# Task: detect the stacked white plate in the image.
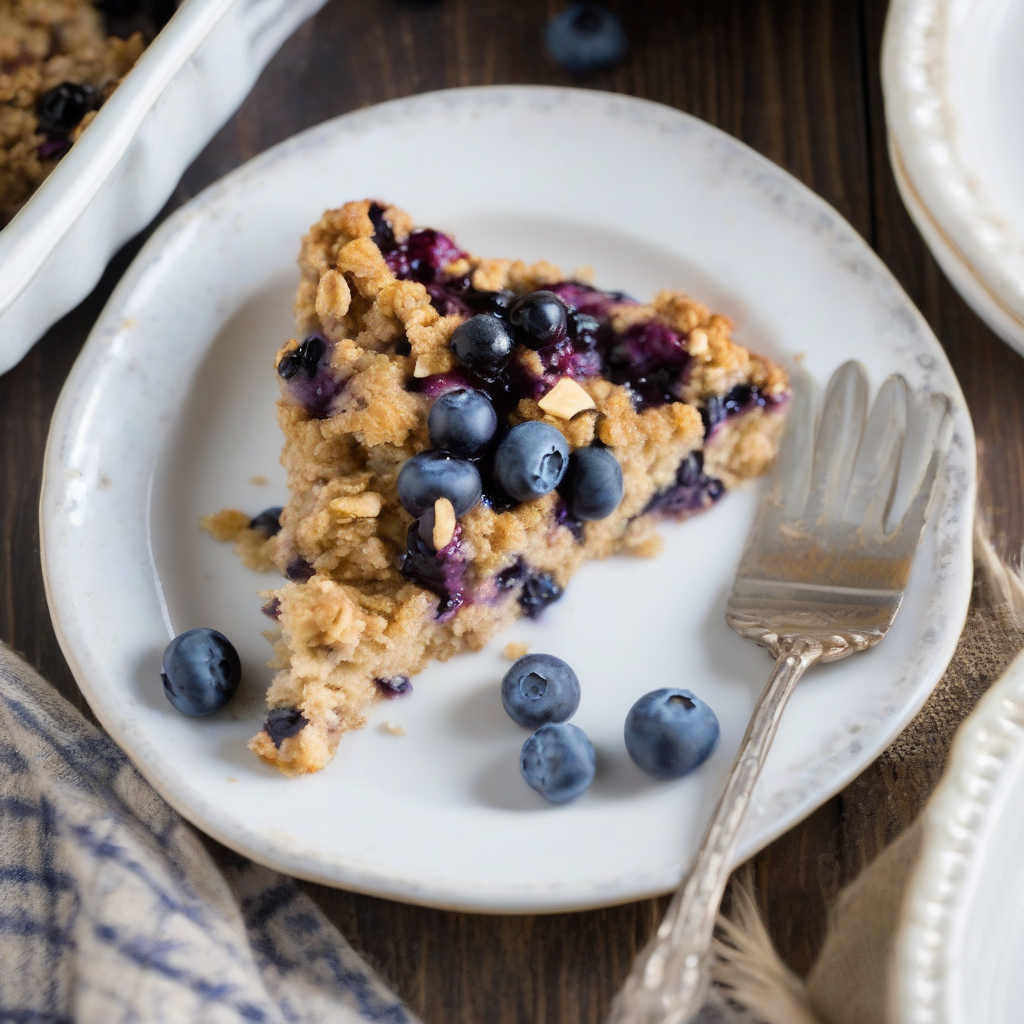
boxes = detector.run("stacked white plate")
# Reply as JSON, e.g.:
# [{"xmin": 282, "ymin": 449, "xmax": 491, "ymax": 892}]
[
  {"xmin": 885, "ymin": 3, "xmax": 1024, "ymax": 1021},
  {"xmin": 883, "ymin": 0, "xmax": 1024, "ymax": 354}
]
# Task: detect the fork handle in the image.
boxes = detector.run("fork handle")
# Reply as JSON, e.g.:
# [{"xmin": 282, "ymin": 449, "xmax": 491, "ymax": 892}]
[{"xmin": 606, "ymin": 637, "xmax": 823, "ymax": 1024}]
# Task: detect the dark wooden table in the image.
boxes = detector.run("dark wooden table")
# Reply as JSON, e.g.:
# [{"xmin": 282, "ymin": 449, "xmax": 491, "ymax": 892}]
[{"xmin": 3, "ymin": 1, "xmax": 1021, "ymax": 1020}]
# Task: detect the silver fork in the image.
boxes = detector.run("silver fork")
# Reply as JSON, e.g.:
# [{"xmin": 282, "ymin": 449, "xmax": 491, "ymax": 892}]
[{"xmin": 607, "ymin": 361, "xmax": 952, "ymax": 1024}]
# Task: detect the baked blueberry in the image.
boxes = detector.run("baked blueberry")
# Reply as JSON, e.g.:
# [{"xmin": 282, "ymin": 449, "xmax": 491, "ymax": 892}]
[
  {"xmin": 494, "ymin": 421, "xmax": 570, "ymax": 501},
  {"xmin": 249, "ymin": 507, "xmax": 283, "ymax": 537},
  {"xmin": 285, "ymin": 557, "xmax": 315, "ymax": 583},
  {"xmin": 520, "ymin": 723, "xmax": 596, "ymax": 803},
  {"xmin": 161, "ymin": 628, "xmax": 241, "ymax": 717},
  {"xmin": 501, "ymin": 653, "xmax": 580, "ymax": 729},
  {"xmin": 36, "ymin": 82, "xmax": 96, "ymax": 133},
  {"xmin": 544, "ymin": 4, "xmax": 628, "ymax": 77},
  {"xmin": 264, "ymin": 706, "xmax": 307, "ymax": 747},
  {"xmin": 563, "ymin": 447, "xmax": 623, "ymax": 520},
  {"xmin": 624, "ymin": 688, "xmax": 720, "ymax": 781},
  {"xmin": 397, "ymin": 451, "xmax": 482, "ymax": 517},
  {"xmin": 449, "ymin": 314, "xmax": 515, "ymax": 378},
  {"xmin": 277, "ymin": 336, "xmax": 326, "ymax": 380},
  {"xmin": 428, "ymin": 388, "xmax": 498, "ymax": 456},
  {"xmin": 509, "ymin": 291, "xmax": 569, "ymax": 350},
  {"xmin": 376, "ymin": 676, "xmax": 413, "ymax": 698},
  {"xmin": 518, "ymin": 570, "xmax": 563, "ymax": 618}
]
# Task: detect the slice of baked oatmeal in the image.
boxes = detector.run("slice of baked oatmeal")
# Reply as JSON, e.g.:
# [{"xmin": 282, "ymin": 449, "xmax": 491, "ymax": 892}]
[{"xmin": 204, "ymin": 199, "xmax": 789, "ymax": 776}]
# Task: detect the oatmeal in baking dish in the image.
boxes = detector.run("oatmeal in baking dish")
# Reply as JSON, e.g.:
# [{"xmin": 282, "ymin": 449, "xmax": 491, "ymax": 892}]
[
  {"xmin": 0, "ymin": 0, "xmax": 171, "ymax": 226},
  {"xmin": 203, "ymin": 200, "xmax": 790, "ymax": 776}
]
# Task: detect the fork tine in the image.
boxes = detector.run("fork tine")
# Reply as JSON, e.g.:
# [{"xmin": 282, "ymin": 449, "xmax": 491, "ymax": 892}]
[
  {"xmin": 769, "ymin": 368, "xmax": 820, "ymax": 519},
  {"xmin": 886, "ymin": 391, "xmax": 952, "ymax": 535},
  {"xmin": 841, "ymin": 374, "xmax": 909, "ymax": 532},
  {"xmin": 802, "ymin": 361, "xmax": 869, "ymax": 525}
]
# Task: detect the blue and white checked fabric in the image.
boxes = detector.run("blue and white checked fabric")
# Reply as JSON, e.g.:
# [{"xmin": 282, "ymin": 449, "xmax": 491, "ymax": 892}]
[{"xmin": 0, "ymin": 642, "xmax": 415, "ymax": 1024}]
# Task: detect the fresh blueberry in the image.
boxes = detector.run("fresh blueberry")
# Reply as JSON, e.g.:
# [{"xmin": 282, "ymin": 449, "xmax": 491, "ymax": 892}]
[
  {"xmin": 161, "ymin": 628, "xmax": 241, "ymax": 717},
  {"xmin": 428, "ymin": 388, "xmax": 498, "ymax": 456},
  {"xmin": 449, "ymin": 314, "xmax": 515, "ymax": 378},
  {"xmin": 501, "ymin": 653, "xmax": 581, "ymax": 728},
  {"xmin": 624, "ymin": 688, "xmax": 720, "ymax": 781},
  {"xmin": 545, "ymin": 4, "xmax": 628, "ymax": 77},
  {"xmin": 494, "ymin": 421, "xmax": 570, "ymax": 501},
  {"xmin": 249, "ymin": 507, "xmax": 283, "ymax": 537},
  {"xmin": 563, "ymin": 446, "xmax": 623, "ymax": 520},
  {"xmin": 36, "ymin": 82, "xmax": 97, "ymax": 133},
  {"xmin": 509, "ymin": 291, "xmax": 569, "ymax": 350},
  {"xmin": 520, "ymin": 723, "xmax": 596, "ymax": 803},
  {"xmin": 397, "ymin": 451, "xmax": 482, "ymax": 517},
  {"xmin": 264, "ymin": 706, "xmax": 307, "ymax": 747}
]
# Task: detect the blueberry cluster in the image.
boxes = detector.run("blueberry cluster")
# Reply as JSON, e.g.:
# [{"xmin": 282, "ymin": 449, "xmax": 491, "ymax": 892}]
[
  {"xmin": 501, "ymin": 653, "xmax": 595, "ymax": 803},
  {"xmin": 500, "ymin": 652, "xmax": 721, "ymax": 804},
  {"xmin": 393, "ymin": 289, "xmax": 626, "ymax": 616}
]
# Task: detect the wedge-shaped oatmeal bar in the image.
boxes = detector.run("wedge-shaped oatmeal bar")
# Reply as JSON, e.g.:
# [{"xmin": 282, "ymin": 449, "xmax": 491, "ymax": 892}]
[{"xmin": 206, "ymin": 200, "xmax": 789, "ymax": 775}]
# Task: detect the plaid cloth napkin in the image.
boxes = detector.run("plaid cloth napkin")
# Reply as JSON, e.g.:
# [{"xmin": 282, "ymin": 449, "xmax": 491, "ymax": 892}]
[{"xmin": 0, "ymin": 640, "xmax": 415, "ymax": 1024}]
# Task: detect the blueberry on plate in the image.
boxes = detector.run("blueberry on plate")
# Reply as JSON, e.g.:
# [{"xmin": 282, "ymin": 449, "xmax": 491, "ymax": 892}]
[
  {"xmin": 428, "ymin": 388, "xmax": 498, "ymax": 456},
  {"xmin": 508, "ymin": 291, "xmax": 568, "ymax": 350},
  {"xmin": 563, "ymin": 446, "xmax": 623, "ymax": 520},
  {"xmin": 161, "ymin": 628, "xmax": 241, "ymax": 717},
  {"xmin": 449, "ymin": 314, "xmax": 515, "ymax": 378},
  {"xmin": 624, "ymin": 688, "xmax": 719, "ymax": 781},
  {"xmin": 501, "ymin": 653, "xmax": 580, "ymax": 728},
  {"xmin": 521, "ymin": 722, "xmax": 596, "ymax": 803},
  {"xmin": 397, "ymin": 451, "xmax": 482, "ymax": 517},
  {"xmin": 544, "ymin": 4, "xmax": 628, "ymax": 78},
  {"xmin": 494, "ymin": 421, "xmax": 570, "ymax": 501}
]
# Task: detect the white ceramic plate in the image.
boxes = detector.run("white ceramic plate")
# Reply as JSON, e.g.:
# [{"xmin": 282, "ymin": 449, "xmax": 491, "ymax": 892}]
[
  {"xmin": 889, "ymin": 140, "xmax": 1024, "ymax": 351},
  {"xmin": 893, "ymin": 648, "xmax": 1024, "ymax": 1024},
  {"xmin": 0, "ymin": 0, "xmax": 327, "ymax": 376},
  {"xmin": 41, "ymin": 87, "xmax": 975, "ymax": 913},
  {"xmin": 883, "ymin": 0, "xmax": 1024, "ymax": 357}
]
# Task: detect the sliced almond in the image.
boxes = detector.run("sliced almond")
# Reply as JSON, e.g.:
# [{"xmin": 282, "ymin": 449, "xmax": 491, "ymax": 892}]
[
  {"xmin": 315, "ymin": 268, "xmax": 352, "ymax": 320},
  {"xmin": 538, "ymin": 377, "xmax": 597, "ymax": 420},
  {"xmin": 329, "ymin": 493, "xmax": 383, "ymax": 518},
  {"xmin": 432, "ymin": 497, "xmax": 457, "ymax": 550}
]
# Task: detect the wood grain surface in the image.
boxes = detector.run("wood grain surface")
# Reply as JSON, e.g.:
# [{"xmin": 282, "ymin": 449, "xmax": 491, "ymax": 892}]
[{"xmin": 2, "ymin": 1, "xmax": 1021, "ymax": 1020}]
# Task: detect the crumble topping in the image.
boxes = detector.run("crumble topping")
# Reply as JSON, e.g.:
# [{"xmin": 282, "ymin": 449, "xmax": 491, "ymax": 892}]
[{"xmin": 205, "ymin": 199, "xmax": 789, "ymax": 776}]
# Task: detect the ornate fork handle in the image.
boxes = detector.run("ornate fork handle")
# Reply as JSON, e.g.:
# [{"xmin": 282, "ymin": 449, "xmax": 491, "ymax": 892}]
[{"xmin": 607, "ymin": 636, "xmax": 824, "ymax": 1024}]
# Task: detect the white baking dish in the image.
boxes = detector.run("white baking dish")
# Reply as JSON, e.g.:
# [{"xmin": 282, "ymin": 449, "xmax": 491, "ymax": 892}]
[{"xmin": 0, "ymin": 0, "xmax": 327, "ymax": 375}]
